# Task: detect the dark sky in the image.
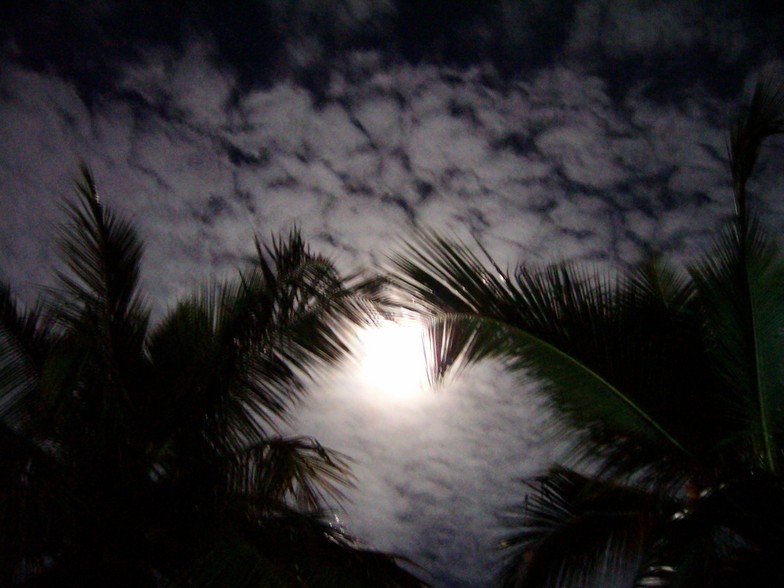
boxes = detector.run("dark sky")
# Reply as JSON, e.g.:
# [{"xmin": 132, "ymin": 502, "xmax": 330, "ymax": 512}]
[{"xmin": 2, "ymin": 2, "xmax": 784, "ymax": 586}]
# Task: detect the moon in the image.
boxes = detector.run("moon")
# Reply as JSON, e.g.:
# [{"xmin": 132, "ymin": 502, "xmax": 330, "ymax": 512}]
[{"xmin": 354, "ymin": 319, "xmax": 431, "ymax": 403}]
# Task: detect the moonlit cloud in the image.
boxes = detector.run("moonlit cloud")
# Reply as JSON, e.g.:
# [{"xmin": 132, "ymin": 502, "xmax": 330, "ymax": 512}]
[{"xmin": 294, "ymin": 360, "xmax": 562, "ymax": 588}]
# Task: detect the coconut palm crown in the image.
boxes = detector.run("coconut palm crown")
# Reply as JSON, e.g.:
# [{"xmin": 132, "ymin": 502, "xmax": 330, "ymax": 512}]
[
  {"xmin": 0, "ymin": 167, "xmax": 428, "ymax": 587},
  {"xmin": 391, "ymin": 79, "xmax": 784, "ymax": 587}
]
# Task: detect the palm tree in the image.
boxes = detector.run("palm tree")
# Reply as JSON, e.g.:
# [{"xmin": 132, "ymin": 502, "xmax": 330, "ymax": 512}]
[
  {"xmin": 0, "ymin": 167, "xmax": 428, "ymax": 587},
  {"xmin": 391, "ymin": 79, "xmax": 784, "ymax": 587}
]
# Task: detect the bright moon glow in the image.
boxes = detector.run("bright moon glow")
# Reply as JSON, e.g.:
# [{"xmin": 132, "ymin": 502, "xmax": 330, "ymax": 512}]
[{"xmin": 355, "ymin": 320, "xmax": 431, "ymax": 403}]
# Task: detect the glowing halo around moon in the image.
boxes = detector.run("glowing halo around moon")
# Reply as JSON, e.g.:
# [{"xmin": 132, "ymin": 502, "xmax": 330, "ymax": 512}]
[{"xmin": 353, "ymin": 319, "xmax": 432, "ymax": 403}]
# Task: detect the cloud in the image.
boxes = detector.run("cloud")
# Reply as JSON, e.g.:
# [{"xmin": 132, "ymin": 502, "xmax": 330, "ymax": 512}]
[
  {"xmin": 293, "ymin": 359, "xmax": 564, "ymax": 587},
  {"xmin": 0, "ymin": 65, "xmax": 94, "ymax": 300}
]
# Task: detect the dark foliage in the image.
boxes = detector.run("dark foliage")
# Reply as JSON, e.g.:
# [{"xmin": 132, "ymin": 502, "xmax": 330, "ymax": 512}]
[
  {"xmin": 0, "ymin": 166, "xmax": 427, "ymax": 587},
  {"xmin": 392, "ymin": 81, "xmax": 784, "ymax": 586}
]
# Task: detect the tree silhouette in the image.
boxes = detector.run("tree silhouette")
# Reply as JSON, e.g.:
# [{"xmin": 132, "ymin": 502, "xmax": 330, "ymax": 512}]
[
  {"xmin": 392, "ymin": 80, "xmax": 784, "ymax": 587},
  {"xmin": 0, "ymin": 167, "xmax": 428, "ymax": 587}
]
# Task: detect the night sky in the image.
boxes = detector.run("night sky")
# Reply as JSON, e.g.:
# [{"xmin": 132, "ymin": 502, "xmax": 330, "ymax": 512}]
[{"xmin": 2, "ymin": 2, "xmax": 784, "ymax": 586}]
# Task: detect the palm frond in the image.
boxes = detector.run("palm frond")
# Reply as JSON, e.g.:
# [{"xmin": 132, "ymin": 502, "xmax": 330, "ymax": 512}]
[
  {"xmin": 146, "ymin": 234, "xmax": 384, "ymax": 538},
  {"xmin": 53, "ymin": 165, "xmax": 149, "ymax": 333},
  {"xmin": 392, "ymin": 234, "xmax": 693, "ymax": 465},
  {"xmin": 249, "ymin": 231, "xmax": 389, "ymax": 368},
  {"xmin": 625, "ymin": 257, "xmax": 694, "ymax": 309},
  {"xmin": 729, "ymin": 78, "xmax": 784, "ymax": 224},
  {"xmin": 151, "ymin": 279, "xmax": 302, "ymax": 452},
  {"xmin": 146, "ymin": 292, "xmax": 221, "ymax": 443},
  {"xmin": 0, "ymin": 283, "xmax": 51, "ymax": 428},
  {"xmin": 692, "ymin": 79, "xmax": 784, "ymax": 474},
  {"xmin": 690, "ymin": 219, "xmax": 784, "ymax": 472},
  {"xmin": 231, "ymin": 436, "xmax": 352, "ymax": 512},
  {"xmin": 148, "ymin": 240, "xmax": 384, "ymax": 458},
  {"xmin": 499, "ymin": 466, "xmax": 667, "ymax": 588},
  {"xmin": 607, "ymin": 259, "xmax": 731, "ymax": 475},
  {"xmin": 42, "ymin": 166, "xmax": 150, "ymax": 448}
]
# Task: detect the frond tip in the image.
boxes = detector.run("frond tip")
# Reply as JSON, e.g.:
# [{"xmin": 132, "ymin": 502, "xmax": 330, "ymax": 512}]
[
  {"xmin": 234, "ymin": 436, "xmax": 353, "ymax": 511},
  {"xmin": 730, "ymin": 78, "xmax": 784, "ymax": 224}
]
